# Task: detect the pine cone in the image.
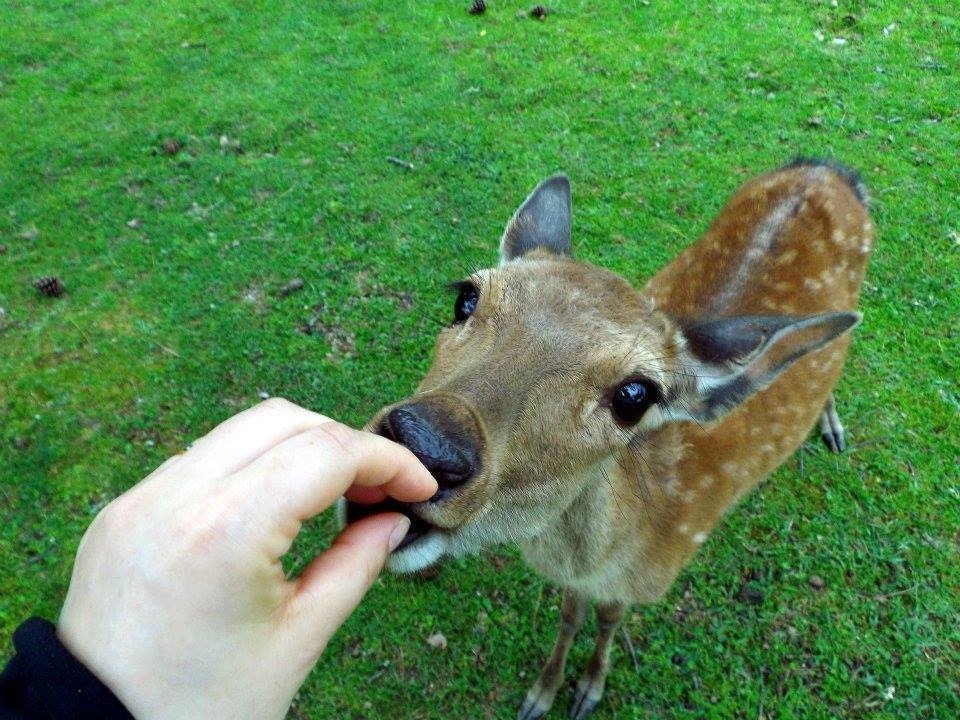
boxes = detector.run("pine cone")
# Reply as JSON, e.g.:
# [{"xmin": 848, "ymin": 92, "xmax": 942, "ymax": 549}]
[
  {"xmin": 531, "ymin": 4, "xmax": 547, "ymax": 19},
  {"xmin": 32, "ymin": 276, "xmax": 65, "ymax": 297},
  {"xmin": 468, "ymin": 0, "xmax": 486, "ymax": 14}
]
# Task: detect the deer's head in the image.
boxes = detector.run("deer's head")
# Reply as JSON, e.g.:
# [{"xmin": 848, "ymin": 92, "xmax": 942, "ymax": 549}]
[{"xmin": 342, "ymin": 175, "xmax": 858, "ymax": 572}]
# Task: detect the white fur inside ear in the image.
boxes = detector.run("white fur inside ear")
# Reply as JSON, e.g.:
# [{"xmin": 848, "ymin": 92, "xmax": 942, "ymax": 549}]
[{"xmin": 386, "ymin": 531, "xmax": 449, "ymax": 574}]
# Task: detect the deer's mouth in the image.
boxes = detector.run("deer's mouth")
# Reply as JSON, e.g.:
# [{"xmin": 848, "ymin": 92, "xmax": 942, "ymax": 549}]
[{"xmin": 341, "ymin": 498, "xmax": 435, "ymax": 552}]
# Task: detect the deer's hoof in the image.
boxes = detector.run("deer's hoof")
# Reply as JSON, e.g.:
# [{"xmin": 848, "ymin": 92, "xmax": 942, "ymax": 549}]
[
  {"xmin": 819, "ymin": 398, "xmax": 846, "ymax": 453},
  {"xmin": 518, "ymin": 684, "xmax": 555, "ymax": 720},
  {"xmin": 820, "ymin": 427, "xmax": 845, "ymax": 454},
  {"xmin": 569, "ymin": 678, "xmax": 604, "ymax": 720}
]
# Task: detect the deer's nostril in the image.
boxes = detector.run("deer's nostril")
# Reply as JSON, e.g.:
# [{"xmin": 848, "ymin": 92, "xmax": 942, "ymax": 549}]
[
  {"xmin": 380, "ymin": 405, "xmax": 478, "ymax": 492},
  {"xmin": 377, "ymin": 417, "xmax": 398, "ymax": 443}
]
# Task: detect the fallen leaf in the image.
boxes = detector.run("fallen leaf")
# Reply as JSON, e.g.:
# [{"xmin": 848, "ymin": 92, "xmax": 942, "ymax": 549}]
[
  {"xmin": 426, "ymin": 632, "xmax": 448, "ymax": 650},
  {"xmin": 277, "ymin": 278, "xmax": 305, "ymax": 297}
]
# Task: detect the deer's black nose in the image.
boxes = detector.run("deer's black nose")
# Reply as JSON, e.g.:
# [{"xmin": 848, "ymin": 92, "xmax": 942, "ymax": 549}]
[{"xmin": 378, "ymin": 402, "xmax": 480, "ymax": 495}]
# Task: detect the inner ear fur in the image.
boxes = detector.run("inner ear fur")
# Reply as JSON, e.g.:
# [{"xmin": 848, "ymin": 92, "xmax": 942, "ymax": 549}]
[{"xmin": 668, "ymin": 312, "xmax": 861, "ymax": 422}]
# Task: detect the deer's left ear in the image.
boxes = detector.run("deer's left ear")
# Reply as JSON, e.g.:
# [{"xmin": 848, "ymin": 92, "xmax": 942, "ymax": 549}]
[
  {"xmin": 499, "ymin": 174, "xmax": 572, "ymax": 263},
  {"xmin": 663, "ymin": 312, "xmax": 861, "ymax": 423}
]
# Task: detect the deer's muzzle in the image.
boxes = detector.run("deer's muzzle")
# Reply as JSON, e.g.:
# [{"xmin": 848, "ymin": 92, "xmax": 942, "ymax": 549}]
[
  {"xmin": 377, "ymin": 399, "xmax": 482, "ymax": 500},
  {"xmin": 341, "ymin": 396, "xmax": 484, "ymax": 562}
]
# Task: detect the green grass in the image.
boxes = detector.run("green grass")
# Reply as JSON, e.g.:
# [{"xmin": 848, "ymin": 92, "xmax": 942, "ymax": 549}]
[{"xmin": 1, "ymin": 1, "xmax": 958, "ymax": 717}]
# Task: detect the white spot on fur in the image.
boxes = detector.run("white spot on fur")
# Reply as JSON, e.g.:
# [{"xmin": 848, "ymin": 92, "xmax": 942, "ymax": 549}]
[
  {"xmin": 776, "ymin": 249, "xmax": 798, "ymax": 266},
  {"xmin": 663, "ymin": 476, "xmax": 682, "ymax": 497},
  {"xmin": 699, "ymin": 474, "xmax": 717, "ymax": 489},
  {"xmin": 777, "ymin": 248, "xmax": 797, "ymax": 265},
  {"xmin": 804, "ymin": 278, "xmax": 823, "ymax": 291},
  {"xmin": 677, "ymin": 523, "xmax": 690, "ymax": 535},
  {"xmin": 692, "ymin": 531, "xmax": 708, "ymax": 544}
]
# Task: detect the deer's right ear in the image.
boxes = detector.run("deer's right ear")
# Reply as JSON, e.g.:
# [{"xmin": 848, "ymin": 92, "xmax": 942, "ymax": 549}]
[
  {"xmin": 663, "ymin": 312, "xmax": 861, "ymax": 423},
  {"xmin": 499, "ymin": 174, "xmax": 572, "ymax": 264}
]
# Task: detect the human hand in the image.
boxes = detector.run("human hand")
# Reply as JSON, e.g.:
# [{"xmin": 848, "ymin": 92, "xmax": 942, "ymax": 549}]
[{"xmin": 57, "ymin": 398, "xmax": 437, "ymax": 720}]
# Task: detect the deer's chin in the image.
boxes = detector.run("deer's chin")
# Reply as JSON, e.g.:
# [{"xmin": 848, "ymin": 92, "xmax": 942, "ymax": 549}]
[
  {"xmin": 336, "ymin": 497, "xmax": 451, "ymax": 574},
  {"xmin": 386, "ymin": 529, "xmax": 449, "ymax": 573}
]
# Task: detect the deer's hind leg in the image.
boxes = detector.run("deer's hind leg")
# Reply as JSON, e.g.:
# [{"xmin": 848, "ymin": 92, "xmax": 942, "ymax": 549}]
[
  {"xmin": 518, "ymin": 589, "xmax": 587, "ymax": 720},
  {"xmin": 569, "ymin": 600, "xmax": 627, "ymax": 720},
  {"xmin": 819, "ymin": 392, "xmax": 846, "ymax": 453}
]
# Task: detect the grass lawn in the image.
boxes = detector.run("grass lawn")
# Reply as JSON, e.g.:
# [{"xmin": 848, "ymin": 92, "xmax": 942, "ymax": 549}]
[{"xmin": 1, "ymin": 1, "xmax": 958, "ymax": 717}]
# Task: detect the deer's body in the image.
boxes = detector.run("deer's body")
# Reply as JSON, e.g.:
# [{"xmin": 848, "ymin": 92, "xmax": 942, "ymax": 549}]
[
  {"xmin": 522, "ymin": 163, "xmax": 873, "ymax": 610},
  {"xmin": 342, "ymin": 160, "xmax": 872, "ymax": 718}
]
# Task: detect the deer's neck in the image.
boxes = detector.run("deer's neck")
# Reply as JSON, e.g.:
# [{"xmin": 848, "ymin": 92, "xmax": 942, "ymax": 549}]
[{"xmin": 519, "ymin": 439, "xmax": 680, "ymax": 600}]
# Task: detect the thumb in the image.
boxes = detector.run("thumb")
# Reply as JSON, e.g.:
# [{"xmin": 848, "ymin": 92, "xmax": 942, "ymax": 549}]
[{"xmin": 287, "ymin": 512, "xmax": 410, "ymax": 650}]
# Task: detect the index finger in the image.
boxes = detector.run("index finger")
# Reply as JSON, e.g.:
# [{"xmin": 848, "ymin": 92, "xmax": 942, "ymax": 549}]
[{"xmin": 231, "ymin": 420, "xmax": 437, "ymax": 523}]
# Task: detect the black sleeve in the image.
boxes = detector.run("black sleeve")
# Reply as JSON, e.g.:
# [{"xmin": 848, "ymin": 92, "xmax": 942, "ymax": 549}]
[{"xmin": 0, "ymin": 618, "xmax": 134, "ymax": 720}]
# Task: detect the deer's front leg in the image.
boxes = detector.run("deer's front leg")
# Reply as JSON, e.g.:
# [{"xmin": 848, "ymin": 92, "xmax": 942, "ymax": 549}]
[
  {"xmin": 518, "ymin": 588, "xmax": 587, "ymax": 720},
  {"xmin": 569, "ymin": 600, "xmax": 626, "ymax": 720}
]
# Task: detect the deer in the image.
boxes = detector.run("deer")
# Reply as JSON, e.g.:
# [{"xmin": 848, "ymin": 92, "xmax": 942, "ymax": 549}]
[{"xmin": 340, "ymin": 159, "xmax": 873, "ymax": 718}]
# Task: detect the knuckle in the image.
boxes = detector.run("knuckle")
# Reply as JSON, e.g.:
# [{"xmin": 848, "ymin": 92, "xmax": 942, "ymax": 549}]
[
  {"xmin": 172, "ymin": 488, "xmax": 245, "ymax": 547},
  {"xmin": 95, "ymin": 494, "xmax": 135, "ymax": 533},
  {"xmin": 259, "ymin": 396, "xmax": 297, "ymax": 414},
  {"xmin": 307, "ymin": 421, "xmax": 356, "ymax": 457},
  {"xmin": 178, "ymin": 505, "xmax": 233, "ymax": 551}
]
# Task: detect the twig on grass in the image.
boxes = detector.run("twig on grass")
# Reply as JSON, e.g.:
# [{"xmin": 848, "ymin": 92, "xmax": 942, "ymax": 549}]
[
  {"xmin": 757, "ymin": 666, "xmax": 765, "ymax": 719},
  {"xmin": 386, "ymin": 156, "xmax": 415, "ymax": 170},
  {"xmin": 155, "ymin": 342, "xmax": 182, "ymax": 358},
  {"xmin": 621, "ymin": 627, "xmax": 640, "ymax": 673},
  {"xmin": 530, "ymin": 585, "xmax": 543, "ymax": 632},
  {"xmin": 872, "ymin": 585, "xmax": 917, "ymax": 602},
  {"xmin": 845, "ymin": 435, "xmax": 892, "ymax": 452}
]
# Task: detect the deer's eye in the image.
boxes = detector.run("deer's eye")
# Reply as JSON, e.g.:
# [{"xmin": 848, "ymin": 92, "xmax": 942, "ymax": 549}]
[
  {"xmin": 454, "ymin": 284, "xmax": 479, "ymax": 323},
  {"xmin": 610, "ymin": 380, "xmax": 656, "ymax": 424}
]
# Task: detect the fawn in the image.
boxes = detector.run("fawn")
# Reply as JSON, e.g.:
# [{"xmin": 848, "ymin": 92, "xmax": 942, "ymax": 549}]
[{"xmin": 342, "ymin": 159, "xmax": 872, "ymax": 718}]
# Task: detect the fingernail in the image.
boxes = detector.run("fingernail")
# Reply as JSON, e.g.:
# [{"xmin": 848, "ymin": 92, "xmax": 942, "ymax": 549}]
[{"xmin": 387, "ymin": 516, "xmax": 411, "ymax": 553}]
